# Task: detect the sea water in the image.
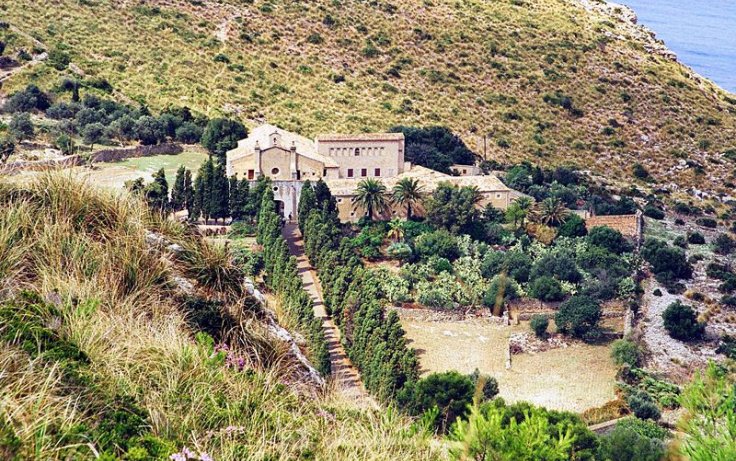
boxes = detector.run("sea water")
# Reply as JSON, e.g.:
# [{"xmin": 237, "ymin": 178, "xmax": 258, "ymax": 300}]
[{"xmin": 621, "ymin": 0, "xmax": 736, "ymax": 93}]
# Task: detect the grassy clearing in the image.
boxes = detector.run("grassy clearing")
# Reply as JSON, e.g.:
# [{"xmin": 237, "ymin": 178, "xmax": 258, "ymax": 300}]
[
  {"xmin": 401, "ymin": 318, "xmax": 617, "ymax": 413},
  {"xmin": 2, "ymin": 0, "xmax": 735, "ymax": 194},
  {"xmin": 0, "ymin": 173, "xmax": 440, "ymax": 460}
]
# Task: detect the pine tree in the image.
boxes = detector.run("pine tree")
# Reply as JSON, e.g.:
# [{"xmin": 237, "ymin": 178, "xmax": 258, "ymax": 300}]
[{"xmin": 170, "ymin": 166, "xmax": 187, "ymax": 211}]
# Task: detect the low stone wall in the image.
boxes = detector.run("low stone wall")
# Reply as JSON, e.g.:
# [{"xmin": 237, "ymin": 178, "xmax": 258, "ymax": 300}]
[
  {"xmin": 390, "ymin": 306, "xmax": 506, "ymax": 324},
  {"xmin": 585, "ymin": 211, "xmax": 643, "ymax": 240},
  {"xmin": 0, "ymin": 155, "xmax": 83, "ymax": 175},
  {"xmin": 91, "ymin": 143, "xmax": 183, "ymax": 163}
]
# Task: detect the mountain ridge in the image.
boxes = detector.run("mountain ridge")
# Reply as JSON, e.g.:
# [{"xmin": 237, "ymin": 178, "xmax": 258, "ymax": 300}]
[{"xmin": 1, "ymin": 0, "xmax": 735, "ymax": 197}]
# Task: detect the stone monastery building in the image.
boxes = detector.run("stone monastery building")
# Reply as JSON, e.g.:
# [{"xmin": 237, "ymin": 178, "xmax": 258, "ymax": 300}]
[{"xmin": 226, "ymin": 124, "xmax": 522, "ymax": 222}]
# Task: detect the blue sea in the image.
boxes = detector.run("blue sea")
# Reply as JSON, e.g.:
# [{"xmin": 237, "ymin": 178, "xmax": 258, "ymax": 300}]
[{"xmin": 621, "ymin": 0, "xmax": 736, "ymax": 93}]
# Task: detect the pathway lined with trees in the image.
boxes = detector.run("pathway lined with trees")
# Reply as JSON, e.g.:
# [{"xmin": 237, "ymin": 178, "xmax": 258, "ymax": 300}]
[{"xmin": 282, "ymin": 223, "xmax": 372, "ymax": 405}]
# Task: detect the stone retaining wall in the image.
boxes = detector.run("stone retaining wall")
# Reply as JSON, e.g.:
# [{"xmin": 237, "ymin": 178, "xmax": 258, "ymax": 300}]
[
  {"xmin": 91, "ymin": 143, "xmax": 183, "ymax": 163},
  {"xmin": 0, "ymin": 155, "xmax": 83, "ymax": 175}
]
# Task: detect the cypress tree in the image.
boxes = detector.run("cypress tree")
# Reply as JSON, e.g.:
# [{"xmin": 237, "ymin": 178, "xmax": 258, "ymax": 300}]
[
  {"xmin": 210, "ymin": 161, "xmax": 230, "ymax": 223},
  {"xmin": 144, "ymin": 168, "xmax": 169, "ymax": 212},
  {"xmin": 183, "ymin": 169, "xmax": 194, "ymax": 212},
  {"xmin": 170, "ymin": 166, "xmax": 187, "ymax": 211},
  {"xmin": 298, "ymin": 180, "xmax": 316, "ymax": 233},
  {"xmin": 229, "ymin": 175, "xmax": 240, "ymax": 220},
  {"xmin": 237, "ymin": 179, "xmax": 251, "ymax": 221}
]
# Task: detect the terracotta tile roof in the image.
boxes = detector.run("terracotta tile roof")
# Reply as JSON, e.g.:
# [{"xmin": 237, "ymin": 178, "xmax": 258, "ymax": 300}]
[{"xmin": 227, "ymin": 124, "xmax": 338, "ymax": 167}]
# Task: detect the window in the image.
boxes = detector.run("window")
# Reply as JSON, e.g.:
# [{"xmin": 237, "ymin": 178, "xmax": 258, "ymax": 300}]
[
  {"xmin": 496, "ymin": 193, "xmax": 502, "ymax": 199},
  {"xmin": 323, "ymin": 169, "xmax": 327, "ymax": 176},
  {"xmin": 247, "ymin": 169, "xmax": 255, "ymax": 179},
  {"xmin": 463, "ymin": 169, "xmax": 467, "ymax": 174},
  {"xmin": 337, "ymin": 198, "xmax": 343, "ymax": 203},
  {"xmin": 354, "ymin": 148, "xmax": 360, "ymax": 156},
  {"xmin": 347, "ymin": 168, "xmax": 354, "ymax": 178},
  {"xmin": 273, "ymin": 186, "xmax": 279, "ymax": 192},
  {"xmin": 271, "ymin": 167, "xmax": 280, "ymax": 176},
  {"xmin": 374, "ymin": 168, "xmax": 381, "ymax": 177},
  {"xmin": 361, "ymin": 168, "xmax": 367, "ymax": 177}
]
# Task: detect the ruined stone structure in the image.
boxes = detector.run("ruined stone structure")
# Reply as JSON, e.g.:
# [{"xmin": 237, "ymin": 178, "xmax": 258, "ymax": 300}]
[{"xmin": 226, "ymin": 124, "xmax": 521, "ymax": 222}]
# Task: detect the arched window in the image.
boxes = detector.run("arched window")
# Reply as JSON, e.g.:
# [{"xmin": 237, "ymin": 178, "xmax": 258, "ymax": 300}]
[{"xmin": 354, "ymin": 147, "xmax": 360, "ymax": 156}]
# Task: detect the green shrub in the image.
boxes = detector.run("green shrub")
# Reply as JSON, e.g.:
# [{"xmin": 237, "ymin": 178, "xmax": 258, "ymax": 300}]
[
  {"xmin": 529, "ymin": 276, "xmax": 564, "ymax": 302},
  {"xmin": 626, "ymin": 390, "xmax": 661, "ymax": 420},
  {"xmin": 398, "ymin": 371, "xmax": 474, "ymax": 432},
  {"xmin": 469, "ymin": 368, "xmax": 499, "ymax": 401},
  {"xmin": 695, "ymin": 217, "xmax": 718, "ymax": 228},
  {"xmin": 530, "ymin": 252, "xmax": 582, "ymax": 284},
  {"xmin": 555, "ymin": 295, "xmax": 601, "ymax": 340},
  {"xmin": 641, "ymin": 238, "xmax": 692, "ymax": 282},
  {"xmin": 597, "ymin": 422, "xmax": 665, "ymax": 461},
  {"xmin": 483, "ymin": 275, "xmax": 519, "ymax": 310},
  {"xmin": 558, "ymin": 213, "xmax": 588, "ymax": 237},
  {"xmin": 530, "ymin": 314, "xmax": 549, "ymax": 338},
  {"xmin": 387, "ymin": 242, "xmax": 412, "ymax": 261},
  {"xmin": 643, "ymin": 205, "xmax": 665, "ymax": 220},
  {"xmin": 687, "ymin": 231, "xmax": 706, "ymax": 244},
  {"xmin": 587, "ymin": 226, "xmax": 631, "ymax": 254},
  {"xmin": 713, "ymin": 233, "xmax": 735, "ymax": 255},
  {"xmin": 662, "ymin": 301, "xmax": 705, "ymax": 341},
  {"xmin": 611, "ymin": 339, "xmax": 641, "ymax": 367},
  {"xmin": 414, "ymin": 229, "xmax": 459, "ymax": 261}
]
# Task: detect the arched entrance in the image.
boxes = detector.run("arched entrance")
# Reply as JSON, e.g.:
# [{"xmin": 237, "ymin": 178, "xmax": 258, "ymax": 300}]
[{"xmin": 275, "ymin": 200, "xmax": 285, "ymax": 218}]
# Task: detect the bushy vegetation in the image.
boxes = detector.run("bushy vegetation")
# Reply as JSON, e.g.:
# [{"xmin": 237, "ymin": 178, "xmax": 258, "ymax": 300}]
[{"xmin": 662, "ymin": 301, "xmax": 705, "ymax": 341}]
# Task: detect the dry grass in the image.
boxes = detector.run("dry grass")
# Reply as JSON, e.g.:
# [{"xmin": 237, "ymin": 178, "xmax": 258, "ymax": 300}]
[
  {"xmin": 2, "ymin": 0, "xmax": 736, "ymax": 194},
  {"xmin": 402, "ymin": 317, "xmax": 618, "ymax": 413},
  {"xmin": 0, "ymin": 173, "xmax": 441, "ymax": 460}
]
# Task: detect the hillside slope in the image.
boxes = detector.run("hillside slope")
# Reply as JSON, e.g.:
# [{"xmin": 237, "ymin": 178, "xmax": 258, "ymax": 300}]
[
  {"xmin": 0, "ymin": 174, "xmax": 438, "ymax": 460},
  {"xmin": 2, "ymin": 0, "xmax": 735, "ymax": 194}
]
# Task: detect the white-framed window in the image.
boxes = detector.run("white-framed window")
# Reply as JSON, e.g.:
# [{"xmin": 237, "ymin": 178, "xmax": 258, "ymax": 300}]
[{"xmin": 273, "ymin": 186, "xmax": 279, "ymax": 192}]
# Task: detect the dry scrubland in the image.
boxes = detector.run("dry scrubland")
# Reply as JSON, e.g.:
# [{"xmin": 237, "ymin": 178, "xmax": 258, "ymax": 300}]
[
  {"xmin": 402, "ymin": 318, "xmax": 618, "ymax": 412},
  {"xmin": 0, "ymin": 174, "xmax": 439, "ymax": 460},
  {"xmin": 2, "ymin": 0, "xmax": 736, "ymax": 194}
]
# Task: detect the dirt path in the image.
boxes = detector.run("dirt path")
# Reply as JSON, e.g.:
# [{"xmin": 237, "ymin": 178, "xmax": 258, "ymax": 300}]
[{"xmin": 282, "ymin": 223, "xmax": 373, "ymax": 405}]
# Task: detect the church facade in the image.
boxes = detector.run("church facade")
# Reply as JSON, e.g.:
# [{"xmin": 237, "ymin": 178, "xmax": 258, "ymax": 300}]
[{"xmin": 226, "ymin": 124, "xmax": 521, "ymax": 222}]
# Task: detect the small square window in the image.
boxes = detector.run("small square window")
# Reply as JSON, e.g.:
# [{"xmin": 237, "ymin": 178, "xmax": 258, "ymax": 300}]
[
  {"xmin": 374, "ymin": 168, "xmax": 381, "ymax": 177},
  {"xmin": 361, "ymin": 168, "xmax": 367, "ymax": 177},
  {"xmin": 347, "ymin": 168, "xmax": 354, "ymax": 178}
]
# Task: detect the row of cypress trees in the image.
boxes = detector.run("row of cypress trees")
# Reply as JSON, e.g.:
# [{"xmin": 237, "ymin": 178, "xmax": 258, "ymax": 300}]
[
  {"xmin": 256, "ymin": 187, "xmax": 331, "ymax": 376},
  {"xmin": 298, "ymin": 180, "xmax": 419, "ymax": 400},
  {"xmin": 149, "ymin": 158, "xmax": 271, "ymax": 223}
]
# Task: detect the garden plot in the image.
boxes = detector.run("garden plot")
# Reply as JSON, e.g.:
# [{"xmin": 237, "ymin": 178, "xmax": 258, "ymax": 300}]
[{"xmin": 401, "ymin": 317, "xmax": 617, "ymax": 413}]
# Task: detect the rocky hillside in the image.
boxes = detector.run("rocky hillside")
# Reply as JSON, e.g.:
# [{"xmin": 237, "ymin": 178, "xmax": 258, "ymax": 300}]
[{"xmin": 2, "ymin": 0, "xmax": 735, "ymax": 195}]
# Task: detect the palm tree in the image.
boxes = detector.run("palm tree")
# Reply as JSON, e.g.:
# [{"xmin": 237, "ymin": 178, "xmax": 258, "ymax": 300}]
[
  {"xmin": 352, "ymin": 179, "xmax": 389, "ymax": 220},
  {"xmin": 391, "ymin": 178, "xmax": 425, "ymax": 219},
  {"xmin": 534, "ymin": 197, "xmax": 569, "ymax": 227},
  {"xmin": 386, "ymin": 218, "xmax": 405, "ymax": 242}
]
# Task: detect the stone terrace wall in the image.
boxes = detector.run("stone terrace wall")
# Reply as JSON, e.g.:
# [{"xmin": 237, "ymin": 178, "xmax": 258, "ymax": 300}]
[
  {"xmin": 585, "ymin": 210, "xmax": 643, "ymax": 240},
  {"xmin": 0, "ymin": 155, "xmax": 83, "ymax": 175},
  {"xmin": 91, "ymin": 143, "xmax": 183, "ymax": 163}
]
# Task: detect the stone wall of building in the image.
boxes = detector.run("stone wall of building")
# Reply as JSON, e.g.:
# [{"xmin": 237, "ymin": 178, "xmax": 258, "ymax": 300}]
[
  {"xmin": 585, "ymin": 211, "xmax": 643, "ymax": 240},
  {"xmin": 91, "ymin": 143, "xmax": 183, "ymax": 163}
]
